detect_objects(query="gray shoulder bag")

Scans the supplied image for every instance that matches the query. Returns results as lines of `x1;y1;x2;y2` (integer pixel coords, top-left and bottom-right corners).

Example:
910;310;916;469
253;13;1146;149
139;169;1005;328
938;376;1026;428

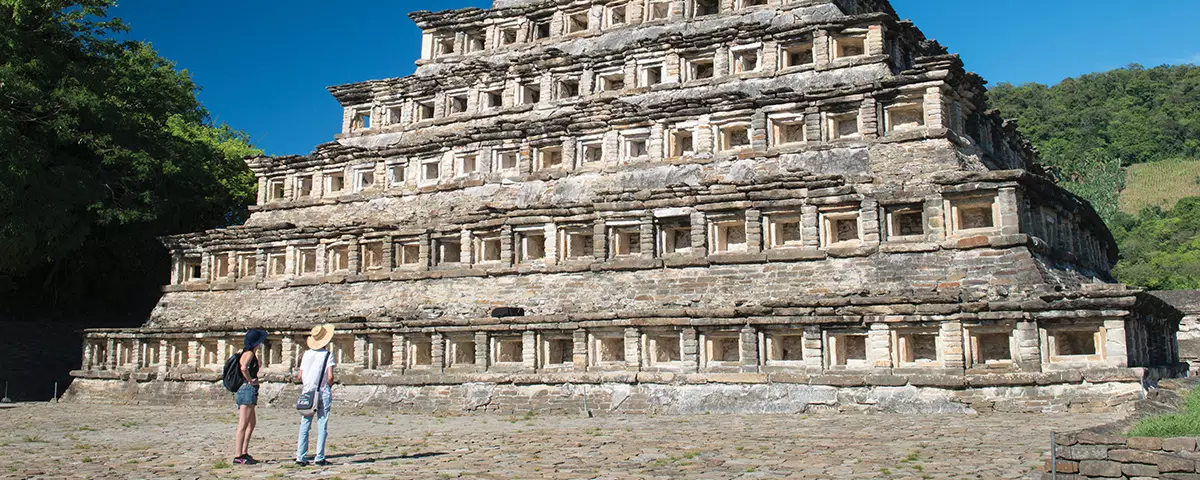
296;351;330;417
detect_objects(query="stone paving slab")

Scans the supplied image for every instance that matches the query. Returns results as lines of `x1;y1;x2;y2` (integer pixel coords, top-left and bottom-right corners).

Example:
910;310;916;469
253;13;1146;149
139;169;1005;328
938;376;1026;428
0;403;1122;479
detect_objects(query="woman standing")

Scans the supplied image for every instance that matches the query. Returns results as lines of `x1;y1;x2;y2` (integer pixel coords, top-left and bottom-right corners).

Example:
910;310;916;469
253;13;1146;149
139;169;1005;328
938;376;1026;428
234;329;268;465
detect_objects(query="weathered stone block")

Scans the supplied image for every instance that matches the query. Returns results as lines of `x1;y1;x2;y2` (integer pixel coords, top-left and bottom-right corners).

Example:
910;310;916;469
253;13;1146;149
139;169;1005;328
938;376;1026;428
1128;436;1164;451
1122;462;1160;477
1159;454;1198;473
1077;431;1128;445
1049;459;1079;473
1165;438;1198;452
1060;444;1110;461
1078;459;1123;477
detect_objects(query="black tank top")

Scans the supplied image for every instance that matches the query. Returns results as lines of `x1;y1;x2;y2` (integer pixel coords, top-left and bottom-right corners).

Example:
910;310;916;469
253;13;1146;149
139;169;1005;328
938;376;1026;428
243;350;260;380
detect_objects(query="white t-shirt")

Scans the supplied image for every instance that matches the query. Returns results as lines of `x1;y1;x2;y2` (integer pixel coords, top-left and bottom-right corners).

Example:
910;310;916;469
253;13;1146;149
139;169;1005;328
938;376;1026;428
299;348;336;394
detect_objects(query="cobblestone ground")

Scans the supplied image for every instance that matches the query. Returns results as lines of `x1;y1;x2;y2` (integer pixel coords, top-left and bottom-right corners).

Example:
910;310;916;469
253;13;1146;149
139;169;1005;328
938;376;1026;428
0;403;1121;479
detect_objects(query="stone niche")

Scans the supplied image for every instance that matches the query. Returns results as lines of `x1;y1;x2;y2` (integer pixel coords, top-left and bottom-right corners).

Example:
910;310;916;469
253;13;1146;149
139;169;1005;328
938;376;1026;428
589;331;626;367
540;334;574;368
445;336;477;369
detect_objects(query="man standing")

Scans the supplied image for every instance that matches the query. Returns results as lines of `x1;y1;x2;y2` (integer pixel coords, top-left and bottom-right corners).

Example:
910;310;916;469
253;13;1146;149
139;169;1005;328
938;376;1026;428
296;324;336;466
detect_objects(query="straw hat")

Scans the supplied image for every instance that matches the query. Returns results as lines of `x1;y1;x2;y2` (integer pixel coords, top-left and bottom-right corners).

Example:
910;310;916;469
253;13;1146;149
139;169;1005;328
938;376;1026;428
306;324;335;350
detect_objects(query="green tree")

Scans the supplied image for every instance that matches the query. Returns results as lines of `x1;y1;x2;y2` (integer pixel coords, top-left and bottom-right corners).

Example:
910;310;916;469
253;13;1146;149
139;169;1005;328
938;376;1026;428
990;64;1200;170
0;0;259;317
1111;198;1200;289
989;65;1200;288
988;65;1200;226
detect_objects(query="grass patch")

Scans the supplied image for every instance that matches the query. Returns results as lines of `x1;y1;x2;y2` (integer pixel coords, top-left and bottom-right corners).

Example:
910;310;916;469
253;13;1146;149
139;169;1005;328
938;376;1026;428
213;460;231;469
1128;387;1200;437
1120;158;1200;214
22;436;46;443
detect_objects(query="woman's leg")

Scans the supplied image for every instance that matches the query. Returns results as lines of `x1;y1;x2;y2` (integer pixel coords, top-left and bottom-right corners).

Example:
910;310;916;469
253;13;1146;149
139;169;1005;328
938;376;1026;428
235;405;249;458
240;405;257;457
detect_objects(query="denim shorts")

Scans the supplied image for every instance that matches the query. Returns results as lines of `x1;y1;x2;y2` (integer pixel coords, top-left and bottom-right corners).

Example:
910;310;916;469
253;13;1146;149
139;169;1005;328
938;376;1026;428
235;383;259;406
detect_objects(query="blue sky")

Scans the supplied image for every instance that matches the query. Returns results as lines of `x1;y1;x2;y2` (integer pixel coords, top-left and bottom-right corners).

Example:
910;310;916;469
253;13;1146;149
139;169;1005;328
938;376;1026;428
109;0;1200;156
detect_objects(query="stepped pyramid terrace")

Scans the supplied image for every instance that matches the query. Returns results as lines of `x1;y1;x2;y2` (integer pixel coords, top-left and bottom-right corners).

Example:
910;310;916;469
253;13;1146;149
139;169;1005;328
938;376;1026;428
67;0;1185;413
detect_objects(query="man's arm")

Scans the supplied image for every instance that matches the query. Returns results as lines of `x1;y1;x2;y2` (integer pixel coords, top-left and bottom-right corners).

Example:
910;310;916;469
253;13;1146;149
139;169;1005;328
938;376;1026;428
326;365;335;386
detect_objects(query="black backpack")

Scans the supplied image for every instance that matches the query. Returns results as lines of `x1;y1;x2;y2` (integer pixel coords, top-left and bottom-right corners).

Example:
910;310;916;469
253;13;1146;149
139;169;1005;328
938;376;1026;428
222;352;245;392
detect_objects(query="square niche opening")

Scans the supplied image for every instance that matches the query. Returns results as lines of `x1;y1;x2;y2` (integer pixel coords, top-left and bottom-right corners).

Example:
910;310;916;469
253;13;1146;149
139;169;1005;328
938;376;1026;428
894;330;938;365
669;128;694;156
448;339;476;366
782;41;814;68
475;234;503;263
647;1;670;20
327;245;350;272
886;205;925;239
767;334;804;362
494;337;524;364
649;334;681;364
659;219;693;254
610;227;642;257
685;55;715;81
560;227;594;259
517;230;547;263
828;333;867;367
969;330;1013;366
596;336;626;363
408;339;433;367
711;219;748;253
544;338;574;365
719;124;751;151
707;336;740;363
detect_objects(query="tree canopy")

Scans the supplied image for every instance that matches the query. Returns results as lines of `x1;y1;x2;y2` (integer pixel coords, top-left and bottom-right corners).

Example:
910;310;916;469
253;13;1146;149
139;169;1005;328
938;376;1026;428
0;0;259;319
990;64;1200;169
1111;198;1200;290
988;64;1200;290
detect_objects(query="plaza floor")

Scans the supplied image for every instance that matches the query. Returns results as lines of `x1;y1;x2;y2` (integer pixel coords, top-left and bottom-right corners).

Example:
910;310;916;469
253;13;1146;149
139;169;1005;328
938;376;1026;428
0;403;1121;479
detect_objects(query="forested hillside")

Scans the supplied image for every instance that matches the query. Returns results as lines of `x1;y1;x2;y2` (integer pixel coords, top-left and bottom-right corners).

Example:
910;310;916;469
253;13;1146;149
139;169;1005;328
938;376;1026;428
989;64;1200;289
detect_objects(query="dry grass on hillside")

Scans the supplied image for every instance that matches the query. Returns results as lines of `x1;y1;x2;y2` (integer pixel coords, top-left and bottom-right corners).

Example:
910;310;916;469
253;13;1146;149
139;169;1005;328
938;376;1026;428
1119;159;1200;214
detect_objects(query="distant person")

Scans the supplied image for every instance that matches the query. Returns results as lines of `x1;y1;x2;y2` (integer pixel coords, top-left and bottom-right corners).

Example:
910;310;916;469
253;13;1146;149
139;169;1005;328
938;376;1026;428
234;329;268;465
296;324;337;466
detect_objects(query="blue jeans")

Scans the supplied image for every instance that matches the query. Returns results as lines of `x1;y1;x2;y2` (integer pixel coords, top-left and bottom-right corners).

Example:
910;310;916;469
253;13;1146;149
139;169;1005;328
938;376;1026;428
297;390;332;462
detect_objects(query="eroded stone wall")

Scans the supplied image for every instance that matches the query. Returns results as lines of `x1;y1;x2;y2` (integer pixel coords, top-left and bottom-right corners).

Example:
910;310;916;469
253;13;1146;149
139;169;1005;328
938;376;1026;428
65;377;1143;415
150;246;1044;329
